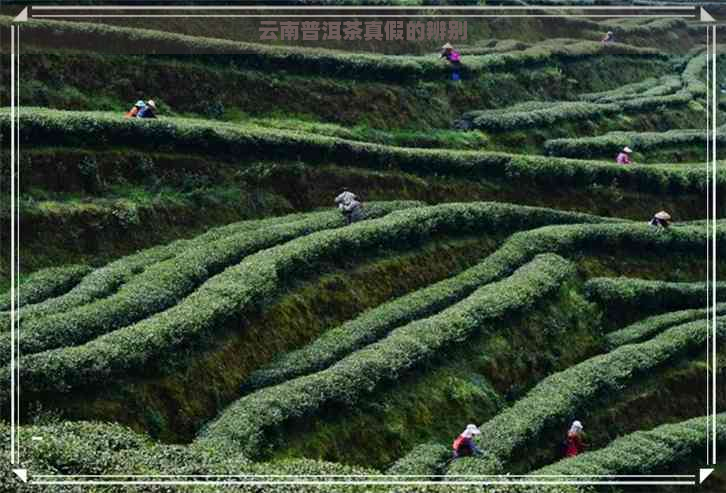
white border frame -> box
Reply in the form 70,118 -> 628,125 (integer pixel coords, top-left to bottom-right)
6,3 -> 718,488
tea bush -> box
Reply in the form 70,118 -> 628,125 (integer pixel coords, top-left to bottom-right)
245,205 -> 615,391
0,202 -> 416,365
196,254 -> 578,459
5,202 -> 567,401
533,413 -> 726,476
606,303 -> 726,348
544,127 -> 724,159
250,221 -> 719,393
0,211 -> 317,328
0,16 -> 662,82
0,264 -> 91,312
584,277 -> 726,317
386,443 -> 451,478
2,109 -> 719,195
458,317 -> 725,474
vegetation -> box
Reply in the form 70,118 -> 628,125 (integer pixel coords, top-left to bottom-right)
244,204 -> 611,391
0,207 -> 407,362
1,16 -> 664,82
606,303 -> 726,348
1,211 -> 325,325
3,109 -> 721,199
533,413 -> 726,476
460,317 -> 725,474
386,443 -> 451,479
459,93 -> 691,132
545,127 -> 722,161
197,254 -> 577,458
584,277 -> 726,328
4,11 -> 720,491
0,264 -> 91,311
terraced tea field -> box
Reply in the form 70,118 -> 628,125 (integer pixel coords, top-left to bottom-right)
1,7 -> 724,493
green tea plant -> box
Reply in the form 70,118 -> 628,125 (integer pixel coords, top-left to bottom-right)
455,317 -> 725,474
2,109 -> 719,196
0,203 -> 415,364
606,303 -> 726,348
0,264 -> 91,312
584,277 -> 726,319
545,128 -> 722,159
0,16 -> 662,82
1,211 -> 316,327
386,443 -> 451,479
533,413 -> 726,476
244,205 -> 615,391
196,254 -> 578,459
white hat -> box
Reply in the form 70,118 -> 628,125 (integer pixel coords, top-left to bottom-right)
570,420 -> 584,432
463,424 -> 481,437
654,211 -> 672,221
442,43 -> 453,50
147,100 -> 157,109
623,146 -> 633,153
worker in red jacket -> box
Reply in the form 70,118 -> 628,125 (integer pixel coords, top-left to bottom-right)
452,424 -> 483,459
565,420 -> 585,457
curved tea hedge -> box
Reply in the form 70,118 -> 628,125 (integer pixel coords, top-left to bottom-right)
0,264 -> 91,312
455,317 -> 725,474
578,76 -> 681,104
247,222 -> 721,392
0,206 -> 412,363
197,254 -> 576,458
0,16 -> 663,82
584,277 -> 726,321
682,52 -> 707,97
606,303 -> 726,348
386,443 -> 451,479
244,205 -> 615,391
3,211 -> 312,326
533,413 -> 726,476
1,420 -> 383,493
2,109 -> 720,197
5,202 -> 567,402
458,91 -> 693,133
458,50 -> 703,133
545,128 -> 724,160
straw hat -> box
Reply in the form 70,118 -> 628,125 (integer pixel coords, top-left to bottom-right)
623,146 -> 633,153
569,420 -> 584,433
654,211 -> 671,221
442,43 -> 454,50
462,424 -> 481,438
146,100 -> 157,110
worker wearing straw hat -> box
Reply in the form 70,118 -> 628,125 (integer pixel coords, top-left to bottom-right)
125,100 -> 146,118
616,146 -> 633,165
440,42 -> 462,82
137,100 -> 158,119
649,211 -> 672,230
565,420 -> 585,457
452,424 -> 483,459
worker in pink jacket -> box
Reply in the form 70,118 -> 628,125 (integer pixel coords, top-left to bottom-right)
452,424 -> 483,459
616,146 -> 633,164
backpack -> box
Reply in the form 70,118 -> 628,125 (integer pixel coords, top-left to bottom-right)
452,435 -> 466,452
